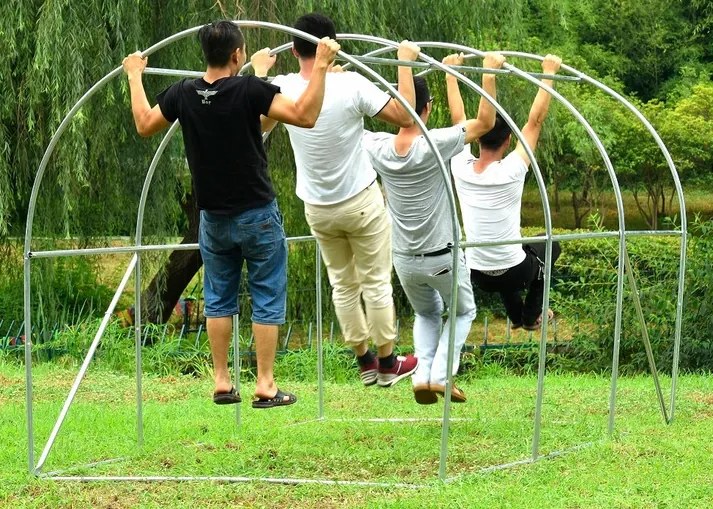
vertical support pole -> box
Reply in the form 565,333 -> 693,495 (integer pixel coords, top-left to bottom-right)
23,254 -> 35,474
531,237 -> 553,460
669,231 -> 687,423
316,243 -> 324,420
134,252 -> 144,447
233,314 -> 241,426
608,234 -> 627,435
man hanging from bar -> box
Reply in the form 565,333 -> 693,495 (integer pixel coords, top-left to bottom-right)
256,13 -> 419,387
359,53 -> 505,404
122,20 -> 339,408
450,54 -> 563,332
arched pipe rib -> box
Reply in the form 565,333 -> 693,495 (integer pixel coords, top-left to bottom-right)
337,33 -> 556,476
494,51 -> 687,424
244,32 -> 541,479
25,21 -> 442,475
422,43 -> 669,433
412,40 -> 628,457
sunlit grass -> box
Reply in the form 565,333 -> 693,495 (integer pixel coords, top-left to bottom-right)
2,360 -> 713,508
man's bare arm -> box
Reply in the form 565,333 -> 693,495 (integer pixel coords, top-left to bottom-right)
444,53 -> 467,125
123,52 -> 171,137
264,37 -> 340,128
514,54 -> 562,166
444,52 -> 505,143
374,40 -> 419,128
257,38 -> 340,131
465,53 -> 505,143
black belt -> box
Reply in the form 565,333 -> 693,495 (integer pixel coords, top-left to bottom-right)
421,246 -> 452,257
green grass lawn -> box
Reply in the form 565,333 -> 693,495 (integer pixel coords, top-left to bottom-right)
1,361 -> 713,508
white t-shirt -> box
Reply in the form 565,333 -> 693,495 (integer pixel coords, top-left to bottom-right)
271,72 -> 391,205
362,125 -> 466,255
451,146 -> 529,271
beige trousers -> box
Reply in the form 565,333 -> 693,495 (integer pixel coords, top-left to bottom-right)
304,183 -> 396,347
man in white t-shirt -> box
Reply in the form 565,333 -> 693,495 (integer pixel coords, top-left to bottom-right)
254,13 -> 419,387
451,54 -> 563,331
361,52 -> 504,404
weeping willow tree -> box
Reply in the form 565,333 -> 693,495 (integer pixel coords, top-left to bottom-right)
1,0 -> 541,327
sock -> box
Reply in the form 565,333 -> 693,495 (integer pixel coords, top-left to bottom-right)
356,350 -> 376,367
378,353 -> 395,369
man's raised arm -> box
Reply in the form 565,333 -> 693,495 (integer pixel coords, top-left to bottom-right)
374,40 -> 419,128
263,37 -> 340,129
514,54 -> 562,166
444,52 -> 505,144
123,52 -> 171,137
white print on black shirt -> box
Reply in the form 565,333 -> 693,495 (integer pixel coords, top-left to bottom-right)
196,90 -> 218,105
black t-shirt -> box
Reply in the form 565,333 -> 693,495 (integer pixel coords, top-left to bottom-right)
156,75 -> 280,214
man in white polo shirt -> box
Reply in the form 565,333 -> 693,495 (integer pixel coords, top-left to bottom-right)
361,52 -> 505,404
256,13 -> 419,387
451,54 -> 563,331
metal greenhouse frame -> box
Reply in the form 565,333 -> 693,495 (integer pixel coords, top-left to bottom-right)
23,21 -> 686,486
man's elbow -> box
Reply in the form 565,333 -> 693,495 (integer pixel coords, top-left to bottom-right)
296,116 -> 317,128
302,115 -> 318,128
136,123 -> 153,138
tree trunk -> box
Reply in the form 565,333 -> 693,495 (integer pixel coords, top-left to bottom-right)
571,190 -> 582,229
141,193 -> 203,325
632,188 -> 654,229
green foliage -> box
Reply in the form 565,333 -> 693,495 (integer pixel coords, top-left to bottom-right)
2,0 -> 711,340
678,218 -> 713,370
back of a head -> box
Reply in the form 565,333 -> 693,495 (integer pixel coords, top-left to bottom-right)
293,12 -> 336,58
198,20 -> 245,67
414,76 -> 431,116
479,113 -> 512,151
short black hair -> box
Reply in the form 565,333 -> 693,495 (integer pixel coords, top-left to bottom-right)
414,76 -> 431,116
479,113 -> 512,150
293,13 -> 336,58
198,21 -> 245,67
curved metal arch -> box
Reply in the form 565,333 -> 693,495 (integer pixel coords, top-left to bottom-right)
194,32 -> 549,479
405,44 -> 683,426
336,34 -> 560,475
23,21 -> 445,478
494,51 -> 687,424
349,38 -> 642,456
413,41 -> 634,438
125,27 -> 466,482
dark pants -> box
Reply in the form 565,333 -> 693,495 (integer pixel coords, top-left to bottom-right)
470,241 -> 561,327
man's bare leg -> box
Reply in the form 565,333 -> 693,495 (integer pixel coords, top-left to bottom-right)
207,316 -> 233,393
352,341 -> 369,357
253,322 -> 290,401
376,343 -> 393,358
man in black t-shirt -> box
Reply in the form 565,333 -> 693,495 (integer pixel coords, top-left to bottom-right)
123,21 -> 339,408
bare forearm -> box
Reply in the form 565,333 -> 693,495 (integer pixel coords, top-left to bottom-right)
127,72 -> 152,134
397,66 -> 416,110
446,75 -> 465,124
528,79 -> 554,126
476,74 -> 497,128
294,64 -> 328,126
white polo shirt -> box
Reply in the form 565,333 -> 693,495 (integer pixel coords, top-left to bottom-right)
451,146 -> 529,271
272,71 -> 391,205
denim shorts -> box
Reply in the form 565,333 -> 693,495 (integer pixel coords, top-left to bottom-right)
199,200 -> 287,324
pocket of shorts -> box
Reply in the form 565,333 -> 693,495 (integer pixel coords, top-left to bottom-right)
199,212 -> 231,253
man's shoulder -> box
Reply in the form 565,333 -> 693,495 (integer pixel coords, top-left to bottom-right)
501,151 -> 528,172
